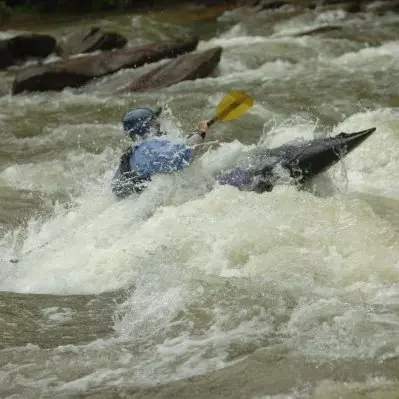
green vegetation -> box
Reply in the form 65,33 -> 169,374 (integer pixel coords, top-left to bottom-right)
3,1 -> 228,13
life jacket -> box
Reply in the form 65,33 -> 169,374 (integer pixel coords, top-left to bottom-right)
130,139 -> 193,176
112,138 -> 193,198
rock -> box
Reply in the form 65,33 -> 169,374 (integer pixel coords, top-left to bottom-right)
0,41 -> 13,69
236,0 -> 261,5
238,0 -> 290,10
56,26 -> 127,58
12,38 -> 199,94
258,0 -> 288,10
294,25 -> 342,36
0,34 -> 56,69
318,0 -> 353,4
125,47 -> 222,92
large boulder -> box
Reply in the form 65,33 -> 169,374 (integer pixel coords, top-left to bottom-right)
125,46 -> 222,92
12,38 -> 199,94
56,26 -> 127,58
0,34 -> 56,69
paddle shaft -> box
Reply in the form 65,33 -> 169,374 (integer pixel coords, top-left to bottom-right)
207,116 -> 218,127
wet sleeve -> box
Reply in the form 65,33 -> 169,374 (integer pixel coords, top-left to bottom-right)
186,132 -> 206,147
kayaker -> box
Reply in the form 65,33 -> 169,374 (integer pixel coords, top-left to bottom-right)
112,106 -> 209,198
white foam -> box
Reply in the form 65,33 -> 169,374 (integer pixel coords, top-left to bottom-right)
199,34 -> 272,50
0,31 -> 27,39
0,146 -> 117,194
258,115 -> 319,148
333,40 -> 399,70
328,108 -> 399,199
41,307 -> 74,325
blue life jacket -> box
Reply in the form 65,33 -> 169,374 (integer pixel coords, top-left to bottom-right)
112,138 -> 193,198
131,139 -> 193,178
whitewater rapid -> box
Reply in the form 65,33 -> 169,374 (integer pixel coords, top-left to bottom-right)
1,4 -> 399,398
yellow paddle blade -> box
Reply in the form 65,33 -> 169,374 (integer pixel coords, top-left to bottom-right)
215,91 -> 254,122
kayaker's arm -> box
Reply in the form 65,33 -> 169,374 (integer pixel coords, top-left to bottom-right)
186,121 -> 209,146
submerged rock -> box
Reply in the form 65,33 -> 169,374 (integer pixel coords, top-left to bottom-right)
12,38 -> 199,94
125,46 -> 222,92
56,26 -> 127,58
294,25 -> 342,37
0,34 -> 56,69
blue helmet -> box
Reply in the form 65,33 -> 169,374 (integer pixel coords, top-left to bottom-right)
122,107 -> 162,139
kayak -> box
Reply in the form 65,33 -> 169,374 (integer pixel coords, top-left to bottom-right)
217,127 -> 376,193
9,128 -> 375,264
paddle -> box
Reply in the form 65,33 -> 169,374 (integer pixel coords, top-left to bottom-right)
207,90 -> 254,128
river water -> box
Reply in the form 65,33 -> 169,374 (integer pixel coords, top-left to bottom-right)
1,3 -> 399,398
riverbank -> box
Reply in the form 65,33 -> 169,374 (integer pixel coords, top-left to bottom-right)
3,0 -> 399,31
0,0 -> 234,29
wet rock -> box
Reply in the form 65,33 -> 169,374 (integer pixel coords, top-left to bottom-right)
294,25 -> 342,37
56,26 -> 127,58
237,0 -> 291,10
0,34 -> 56,69
236,0 -> 261,5
258,0 -> 288,10
125,46 -> 222,92
12,38 -> 199,94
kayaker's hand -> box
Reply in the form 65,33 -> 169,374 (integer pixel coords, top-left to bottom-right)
197,121 -> 209,133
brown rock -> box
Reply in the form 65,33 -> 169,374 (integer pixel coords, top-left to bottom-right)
12,38 -> 199,94
237,0 -> 261,5
56,26 -> 127,58
0,34 -> 56,69
125,47 -> 222,92
258,0 -> 288,10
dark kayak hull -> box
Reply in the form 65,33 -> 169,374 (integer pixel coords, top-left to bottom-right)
218,127 -> 376,193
